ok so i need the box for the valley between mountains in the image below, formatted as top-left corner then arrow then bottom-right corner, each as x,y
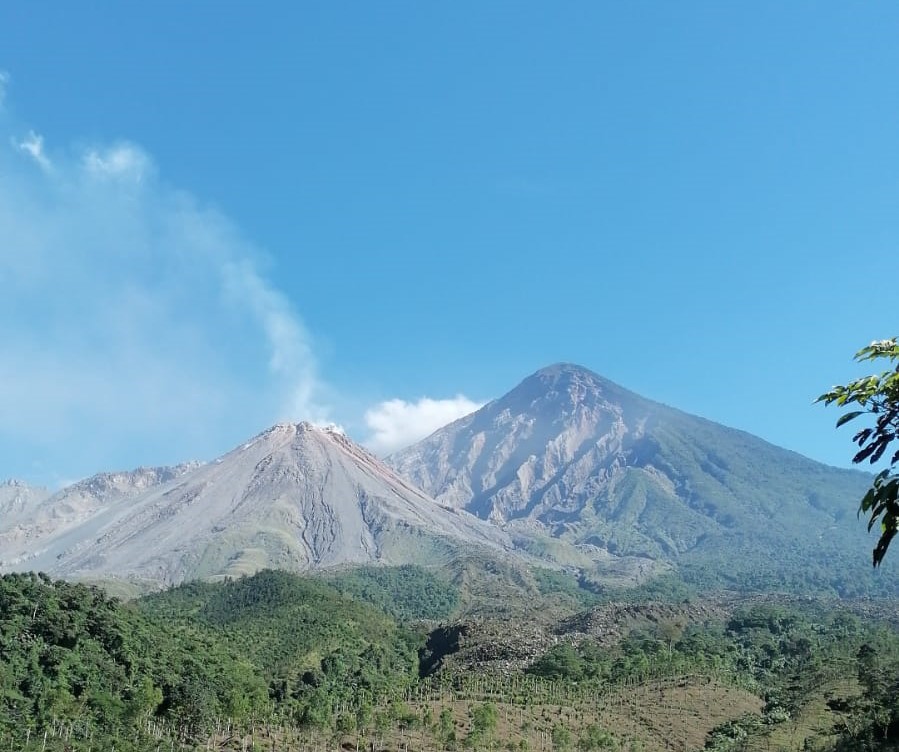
2,364 -> 898,752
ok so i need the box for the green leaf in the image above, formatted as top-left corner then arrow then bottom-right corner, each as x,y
859,488 -> 876,514
822,338 -> 899,565
836,411 -> 864,428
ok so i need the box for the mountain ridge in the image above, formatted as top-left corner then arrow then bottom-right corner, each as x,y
388,362 -> 885,594
0,422 -> 514,588
1,364 -> 888,597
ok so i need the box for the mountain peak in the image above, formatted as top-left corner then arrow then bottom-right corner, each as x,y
257,421 -> 346,439
506,363 -> 641,415
532,362 -> 600,379
243,422 -> 348,454
527,363 -> 638,393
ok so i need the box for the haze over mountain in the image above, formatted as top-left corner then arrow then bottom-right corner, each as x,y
0,423 -> 511,588
388,363 -> 885,594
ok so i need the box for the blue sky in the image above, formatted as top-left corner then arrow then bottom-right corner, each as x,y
1,2 -> 897,486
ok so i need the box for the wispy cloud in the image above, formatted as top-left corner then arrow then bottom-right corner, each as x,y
364,396 -> 483,455
14,130 -> 51,171
0,90 -> 326,480
0,80 -> 482,483
83,142 -> 149,181
221,258 -> 325,422
0,71 -> 9,107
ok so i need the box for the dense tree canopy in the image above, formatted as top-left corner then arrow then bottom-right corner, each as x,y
4,568 -> 899,750
819,337 -> 899,566
0,572 -> 269,749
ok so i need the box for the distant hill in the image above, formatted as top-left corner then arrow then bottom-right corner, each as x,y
137,568 -> 420,696
0,465 -> 197,567
388,363 -> 891,595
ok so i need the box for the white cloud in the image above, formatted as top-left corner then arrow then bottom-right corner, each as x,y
0,71 -> 9,106
14,130 -> 51,170
364,396 -> 484,455
0,96 -> 327,480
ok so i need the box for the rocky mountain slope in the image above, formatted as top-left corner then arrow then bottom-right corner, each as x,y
388,363 -> 887,593
0,423 -> 512,588
2,364 -> 888,597
0,479 -> 50,526
0,465 -> 198,562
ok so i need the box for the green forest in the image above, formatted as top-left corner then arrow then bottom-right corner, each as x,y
2,567 -> 899,751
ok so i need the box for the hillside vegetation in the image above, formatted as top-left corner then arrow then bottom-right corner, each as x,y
3,567 -> 899,751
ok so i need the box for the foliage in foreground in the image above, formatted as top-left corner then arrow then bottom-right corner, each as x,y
819,337 -> 899,566
0,572 -> 269,750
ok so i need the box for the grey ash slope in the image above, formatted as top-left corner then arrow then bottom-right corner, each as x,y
0,465 -> 197,562
388,363 -> 888,594
0,479 -> 50,530
1,423 -> 511,587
